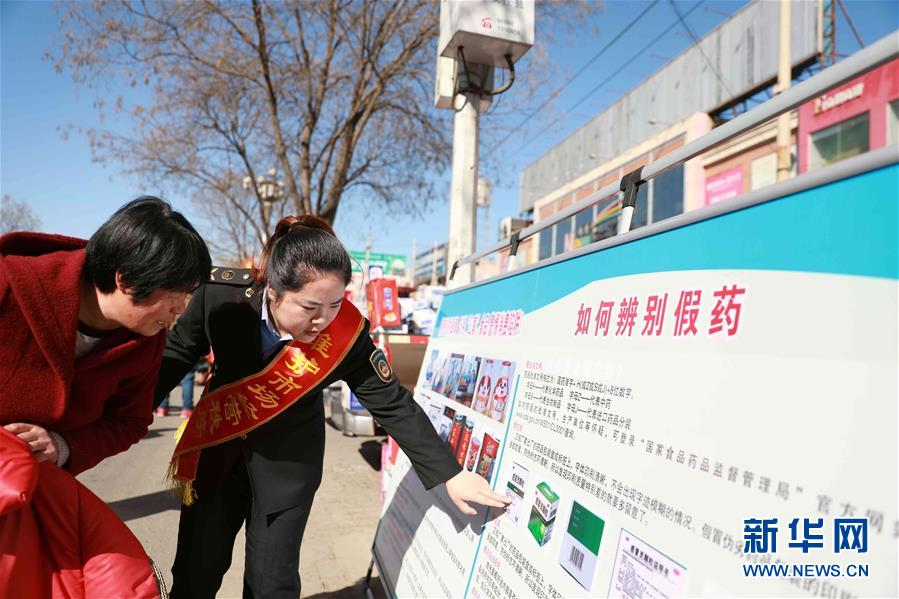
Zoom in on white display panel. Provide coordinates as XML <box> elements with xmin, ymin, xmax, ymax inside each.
<box><xmin>373</xmin><ymin>164</ymin><xmax>898</xmax><ymax>598</ymax></box>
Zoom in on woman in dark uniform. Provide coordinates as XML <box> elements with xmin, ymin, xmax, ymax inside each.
<box><xmin>155</xmin><ymin>216</ymin><xmax>508</xmax><ymax>599</ymax></box>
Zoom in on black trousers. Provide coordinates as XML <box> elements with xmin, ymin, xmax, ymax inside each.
<box><xmin>169</xmin><ymin>459</ymin><xmax>316</xmax><ymax>599</ymax></box>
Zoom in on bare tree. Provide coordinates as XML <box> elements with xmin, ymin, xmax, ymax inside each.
<box><xmin>1</xmin><ymin>195</ymin><xmax>43</xmax><ymax>234</ymax></box>
<box><xmin>54</xmin><ymin>1</ymin><xmax>599</xmax><ymax>259</ymax></box>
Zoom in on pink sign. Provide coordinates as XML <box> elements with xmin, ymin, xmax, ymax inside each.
<box><xmin>705</xmin><ymin>166</ymin><xmax>743</xmax><ymax>205</ymax></box>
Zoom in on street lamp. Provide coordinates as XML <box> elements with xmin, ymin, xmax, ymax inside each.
<box><xmin>242</xmin><ymin>168</ymin><xmax>285</xmax><ymax>240</ymax></box>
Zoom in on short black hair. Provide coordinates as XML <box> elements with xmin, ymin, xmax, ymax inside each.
<box><xmin>85</xmin><ymin>196</ymin><xmax>212</xmax><ymax>300</ymax></box>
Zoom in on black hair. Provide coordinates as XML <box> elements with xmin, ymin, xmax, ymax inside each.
<box><xmin>85</xmin><ymin>196</ymin><xmax>212</xmax><ymax>300</ymax></box>
<box><xmin>255</xmin><ymin>215</ymin><xmax>352</xmax><ymax>294</ymax></box>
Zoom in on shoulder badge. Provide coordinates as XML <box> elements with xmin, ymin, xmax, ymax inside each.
<box><xmin>370</xmin><ymin>348</ymin><xmax>393</xmax><ymax>383</ymax></box>
<box><xmin>209</xmin><ymin>266</ymin><xmax>253</xmax><ymax>287</ymax></box>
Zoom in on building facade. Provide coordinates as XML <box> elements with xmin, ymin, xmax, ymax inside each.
<box><xmin>414</xmin><ymin>242</ymin><xmax>448</xmax><ymax>287</ymax></box>
<box><xmin>513</xmin><ymin>0</ymin><xmax>825</xmax><ymax>268</ymax></box>
<box><xmin>702</xmin><ymin>112</ymin><xmax>798</xmax><ymax>205</ymax></box>
<box><xmin>798</xmin><ymin>57</ymin><xmax>899</xmax><ymax>173</ymax></box>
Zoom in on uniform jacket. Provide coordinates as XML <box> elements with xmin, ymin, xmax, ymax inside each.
<box><xmin>0</xmin><ymin>232</ymin><xmax>164</xmax><ymax>475</ymax></box>
<box><xmin>155</xmin><ymin>268</ymin><xmax>461</xmax><ymax>515</ymax></box>
<box><xmin>0</xmin><ymin>428</ymin><xmax>161</xmax><ymax>599</ymax></box>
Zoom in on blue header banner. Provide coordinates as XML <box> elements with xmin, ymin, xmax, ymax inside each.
<box><xmin>439</xmin><ymin>165</ymin><xmax>898</xmax><ymax>322</ymax></box>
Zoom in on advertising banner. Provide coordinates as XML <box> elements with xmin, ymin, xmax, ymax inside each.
<box><xmin>373</xmin><ymin>164</ymin><xmax>897</xmax><ymax>598</ymax></box>
<box><xmin>366</xmin><ymin>278</ymin><xmax>402</xmax><ymax>330</ymax></box>
<box><xmin>705</xmin><ymin>166</ymin><xmax>744</xmax><ymax>205</ymax></box>
<box><xmin>350</xmin><ymin>251</ymin><xmax>408</xmax><ymax>276</ymax></box>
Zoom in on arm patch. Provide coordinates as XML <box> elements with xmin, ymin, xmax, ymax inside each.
<box><xmin>370</xmin><ymin>349</ymin><xmax>393</xmax><ymax>383</ymax></box>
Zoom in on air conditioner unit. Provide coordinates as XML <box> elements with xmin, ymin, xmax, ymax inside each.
<box><xmin>499</xmin><ymin>216</ymin><xmax>532</xmax><ymax>240</ymax></box>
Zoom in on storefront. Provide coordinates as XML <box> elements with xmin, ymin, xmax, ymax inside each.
<box><xmin>701</xmin><ymin>113</ymin><xmax>798</xmax><ymax>205</ymax></box>
<box><xmin>530</xmin><ymin>113</ymin><xmax>711</xmax><ymax>264</ymax></box>
<box><xmin>798</xmin><ymin>57</ymin><xmax>899</xmax><ymax>173</ymax></box>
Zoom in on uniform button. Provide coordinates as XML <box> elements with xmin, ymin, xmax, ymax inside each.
<box><xmin>240</xmin><ymin>434</ymin><xmax>248</xmax><ymax>440</ymax></box>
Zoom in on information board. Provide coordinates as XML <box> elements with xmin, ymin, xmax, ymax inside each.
<box><xmin>372</xmin><ymin>163</ymin><xmax>897</xmax><ymax>598</ymax></box>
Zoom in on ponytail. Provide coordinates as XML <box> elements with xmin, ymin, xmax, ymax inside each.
<box><xmin>253</xmin><ymin>215</ymin><xmax>352</xmax><ymax>293</ymax></box>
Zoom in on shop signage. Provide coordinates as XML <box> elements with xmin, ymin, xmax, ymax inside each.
<box><xmin>813</xmin><ymin>82</ymin><xmax>865</xmax><ymax>115</ymax></box>
<box><xmin>705</xmin><ymin>166</ymin><xmax>743</xmax><ymax>205</ymax></box>
<box><xmin>350</xmin><ymin>251</ymin><xmax>408</xmax><ymax>276</ymax></box>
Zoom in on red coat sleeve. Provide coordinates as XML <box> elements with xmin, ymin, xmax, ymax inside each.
<box><xmin>0</xmin><ymin>446</ymin><xmax>160</xmax><ymax>598</ymax></box>
<box><xmin>60</xmin><ymin>335</ymin><xmax>164</xmax><ymax>475</ymax></box>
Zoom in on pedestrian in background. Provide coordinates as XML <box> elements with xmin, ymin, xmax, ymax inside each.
<box><xmin>155</xmin><ymin>215</ymin><xmax>509</xmax><ymax>599</ymax></box>
<box><xmin>156</xmin><ymin>369</ymin><xmax>196</xmax><ymax>418</ymax></box>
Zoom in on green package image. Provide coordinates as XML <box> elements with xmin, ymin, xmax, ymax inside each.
<box><xmin>558</xmin><ymin>501</ymin><xmax>605</xmax><ymax>591</ymax></box>
<box><xmin>528</xmin><ymin>482</ymin><xmax>559</xmax><ymax>547</ymax></box>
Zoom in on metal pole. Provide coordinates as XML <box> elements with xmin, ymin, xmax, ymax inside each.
<box><xmin>364</xmin><ymin>557</ymin><xmax>375</xmax><ymax>599</ymax></box>
<box><xmin>776</xmin><ymin>0</ymin><xmax>793</xmax><ymax>181</ymax></box>
<box><xmin>430</xmin><ymin>241</ymin><xmax>438</xmax><ymax>286</ymax></box>
<box><xmin>410</xmin><ymin>239</ymin><xmax>417</xmax><ymax>288</ymax></box>
<box><xmin>447</xmin><ymin>90</ymin><xmax>480</xmax><ymax>287</ymax></box>
<box><xmin>364</xmin><ymin>233</ymin><xmax>372</xmax><ymax>280</ymax></box>
<box><xmin>505</xmin><ymin>252</ymin><xmax>519</xmax><ymax>273</ymax></box>
<box><xmin>616</xmin><ymin>206</ymin><xmax>635</xmax><ymax>235</ymax></box>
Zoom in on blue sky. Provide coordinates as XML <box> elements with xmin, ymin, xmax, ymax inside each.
<box><xmin>2</xmin><ymin>0</ymin><xmax>896</xmax><ymax>261</ymax></box>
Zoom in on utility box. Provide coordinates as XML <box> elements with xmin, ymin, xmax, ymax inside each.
<box><xmin>438</xmin><ymin>0</ymin><xmax>535</xmax><ymax>68</ymax></box>
<box><xmin>434</xmin><ymin>55</ymin><xmax>456</xmax><ymax>110</ymax></box>
<box><xmin>435</xmin><ymin>54</ymin><xmax>495</xmax><ymax>112</ymax></box>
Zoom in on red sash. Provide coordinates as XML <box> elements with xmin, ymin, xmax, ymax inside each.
<box><xmin>168</xmin><ymin>300</ymin><xmax>365</xmax><ymax>504</ymax></box>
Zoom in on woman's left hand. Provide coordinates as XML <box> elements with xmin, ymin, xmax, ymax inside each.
<box><xmin>3</xmin><ymin>422</ymin><xmax>59</xmax><ymax>464</ymax></box>
<box><xmin>445</xmin><ymin>470</ymin><xmax>512</xmax><ymax>516</ymax></box>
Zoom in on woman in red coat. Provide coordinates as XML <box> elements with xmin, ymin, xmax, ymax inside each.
<box><xmin>0</xmin><ymin>197</ymin><xmax>211</xmax><ymax>597</ymax></box>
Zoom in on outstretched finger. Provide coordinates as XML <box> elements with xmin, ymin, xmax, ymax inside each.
<box><xmin>483</xmin><ymin>489</ymin><xmax>511</xmax><ymax>504</ymax></box>
<box><xmin>474</xmin><ymin>493</ymin><xmax>510</xmax><ymax>509</ymax></box>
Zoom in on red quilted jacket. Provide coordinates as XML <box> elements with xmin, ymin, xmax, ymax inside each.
<box><xmin>0</xmin><ymin>428</ymin><xmax>162</xmax><ymax>598</ymax></box>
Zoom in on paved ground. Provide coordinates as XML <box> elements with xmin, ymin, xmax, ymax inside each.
<box><xmin>78</xmin><ymin>386</ymin><xmax>388</xmax><ymax>598</ymax></box>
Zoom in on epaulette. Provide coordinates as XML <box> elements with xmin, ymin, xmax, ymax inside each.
<box><xmin>208</xmin><ymin>266</ymin><xmax>254</xmax><ymax>286</ymax></box>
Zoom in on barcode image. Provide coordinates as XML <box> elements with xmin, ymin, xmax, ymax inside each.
<box><xmin>569</xmin><ymin>545</ymin><xmax>584</xmax><ymax>571</ymax></box>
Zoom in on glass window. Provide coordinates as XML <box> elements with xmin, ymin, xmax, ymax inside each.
<box><xmin>590</xmin><ymin>194</ymin><xmax>619</xmax><ymax>244</ymax></box>
<box><xmin>592</xmin><ymin>219</ymin><xmax>617</xmax><ymax>243</ymax></box>
<box><xmin>652</xmin><ymin>164</ymin><xmax>684</xmax><ymax>223</ymax></box>
<box><xmin>888</xmin><ymin>99</ymin><xmax>899</xmax><ymax>146</ymax></box>
<box><xmin>809</xmin><ymin>112</ymin><xmax>870</xmax><ymax>170</ymax></box>
<box><xmin>553</xmin><ymin>217</ymin><xmax>573</xmax><ymax>256</ymax></box>
<box><xmin>574</xmin><ymin>206</ymin><xmax>594</xmax><ymax>249</ymax></box>
<box><xmin>750</xmin><ymin>153</ymin><xmax>777</xmax><ymax>191</ymax></box>
<box><xmin>564</xmin><ymin>216</ymin><xmax>575</xmax><ymax>252</ymax></box>
<box><xmin>538</xmin><ymin>228</ymin><xmax>553</xmax><ymax>261</ymax></box>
